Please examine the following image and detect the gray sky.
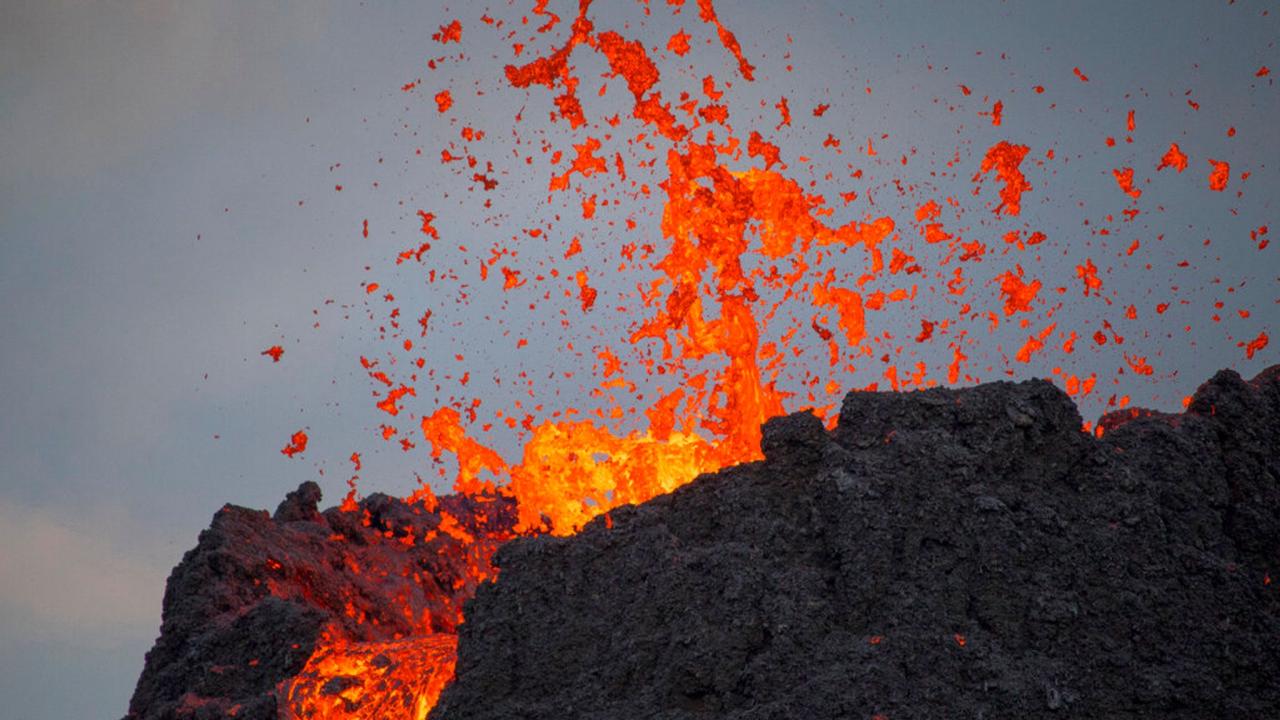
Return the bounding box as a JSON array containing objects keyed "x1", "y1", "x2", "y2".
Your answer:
[{"x1": 1, "y1": 2, "x2": 1275, "y2": 718}]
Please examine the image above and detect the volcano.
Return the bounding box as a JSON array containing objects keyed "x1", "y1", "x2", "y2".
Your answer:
[
  {"x1": 126, "y1": 364, "x2": 1279, "y2": 719},
  {"x1": 121, "y1": 4, "x2": 1277, "y2": 718}
]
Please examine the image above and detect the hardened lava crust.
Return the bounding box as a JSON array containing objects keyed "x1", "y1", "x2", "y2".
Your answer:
[{"x1": 434, "y1": 366, "x2": 1280, "y2": 720}]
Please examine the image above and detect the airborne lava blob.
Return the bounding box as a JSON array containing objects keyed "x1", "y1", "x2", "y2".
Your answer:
[{"x1": 268, "y1": 2, "x2": 1273, "y2": 718}]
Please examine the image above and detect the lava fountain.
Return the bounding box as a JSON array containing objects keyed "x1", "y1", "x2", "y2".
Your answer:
[{"x1": 198, "y1": 2, "x2": 1272, "y2": 718}]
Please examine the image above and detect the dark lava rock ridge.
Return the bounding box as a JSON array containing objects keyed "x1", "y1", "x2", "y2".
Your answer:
[{"x1": 433, "y1": 366, "x2": 1280, "y2": 719}]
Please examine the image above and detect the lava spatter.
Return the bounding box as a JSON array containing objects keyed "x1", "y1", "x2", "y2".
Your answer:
[
  {"x1": 1208, "y1": 159, "x2": 1231, "y2": 192},
  {"x1": 977, "y1": 141, "x2": 1032, "y2": 216},
  {"x1": 1157, "y1": 142, "x2": 1189, "y2": 172},
  {"x1": 281, "y1": 431, "x2": 308, "y2": 458},
  {"x1": 265, "y1": 2, "x2": 1273, "y2": 718}
]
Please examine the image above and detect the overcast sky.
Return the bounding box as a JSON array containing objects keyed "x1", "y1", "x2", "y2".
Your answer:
[{"x1": 1, "y1": 2, "x2": 1275, "y2": 718}]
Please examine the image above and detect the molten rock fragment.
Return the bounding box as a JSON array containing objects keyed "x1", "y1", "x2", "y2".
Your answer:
[{"x1": 434, "y1": 366, "x2": 1280, "y2": 719}]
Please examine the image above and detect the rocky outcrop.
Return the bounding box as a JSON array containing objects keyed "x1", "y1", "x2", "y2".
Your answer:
[
  {"x1": 124, "y1": 487, "x2": 515, "y2": 720},
  {"x1": 433, "y1": 367, "x2": 1280, "y2": 719}
]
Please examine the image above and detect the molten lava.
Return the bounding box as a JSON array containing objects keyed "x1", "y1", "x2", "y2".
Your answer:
[
  {"x1": 281, "y1": 635, "x2": 456, "y2": 720},
  {"x1": 264, "y1": 1, "x2": 1272, "y2": 717}
]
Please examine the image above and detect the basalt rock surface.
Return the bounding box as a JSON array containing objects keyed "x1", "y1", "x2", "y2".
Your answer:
[
  {"x1": 123, "y1": 487, "x2": 515, "y2": 720},
  {"x1": 433, "y1": 367, "x2": 1280, "y2": 720}
]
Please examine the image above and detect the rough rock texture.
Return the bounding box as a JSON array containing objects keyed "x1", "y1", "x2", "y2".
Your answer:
[
  {"x1": 124, "y1": 487, "x2": 514, "y2": 720},
  {"x1": 433, "y1": 367, "x2": 1280, "y2": 720}
]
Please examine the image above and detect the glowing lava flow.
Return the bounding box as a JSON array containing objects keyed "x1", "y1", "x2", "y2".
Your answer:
[
  {"x1": 270, "y1": 1, "x2": 1272, "y2": 717},
  {"x1": 282, "y1": 635, "x2": 456, "y2": 720}
]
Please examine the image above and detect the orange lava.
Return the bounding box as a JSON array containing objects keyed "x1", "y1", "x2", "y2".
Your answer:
[
  {"x1": 269, "y1": 2, "x2": 1273, "y2": 717},
  {"x1": 696, "y1": 0, "x2": 756, "y2": 81},
  {"x1": 280, "y1": 635, "x2": 456, "y2": 720},
  {"x1": 1244, "y1": 331, "x2": 1269, "y2": 360},
  {"x1": 1208, "y1": 159, "x2": 1231, "y2": 192},
  {"x1": 977, "y1": 141, "x2": 1032, "y2": 216},
  {"x1": 1157, "y1": 142, "x2": 1189, "y2": 173},
  {"x1": 997, "y1": 269, "x2": 1041, "y2": 315},
  {"x1": 281, "y1": 430, "x2": 308, "y2": 458},
  {"x1": 1113, "y1": 167, "x2": 1142, "y2": 200},
  {"x1": 433, "y1": 20, "x2": 462, "y2": 44}
]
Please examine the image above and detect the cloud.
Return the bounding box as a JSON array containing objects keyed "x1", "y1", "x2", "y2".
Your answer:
[
  {"x1": 0, "y1": 498, "x2": 166, "y2": 647},
  {"x1": 0, "y1": 0, "x2": 326, "y2": 185}
]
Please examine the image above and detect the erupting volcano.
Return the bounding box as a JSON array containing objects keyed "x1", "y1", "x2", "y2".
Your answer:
[{"x1": 124, "y1": 2, "x2": 1275, "y2": 719}]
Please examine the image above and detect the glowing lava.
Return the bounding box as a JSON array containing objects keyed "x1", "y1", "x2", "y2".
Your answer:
[{"x1": 267, "y1": 1, "x2": 1272, "y2": 717}]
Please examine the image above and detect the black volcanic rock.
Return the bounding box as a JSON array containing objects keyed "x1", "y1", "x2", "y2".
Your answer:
[
  {"x1": 124, "y1": 488, "x2": 515, "y2": 720},
  {"x1": 432, "y1": 368, "x2": 1280, "y2": 720}
]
